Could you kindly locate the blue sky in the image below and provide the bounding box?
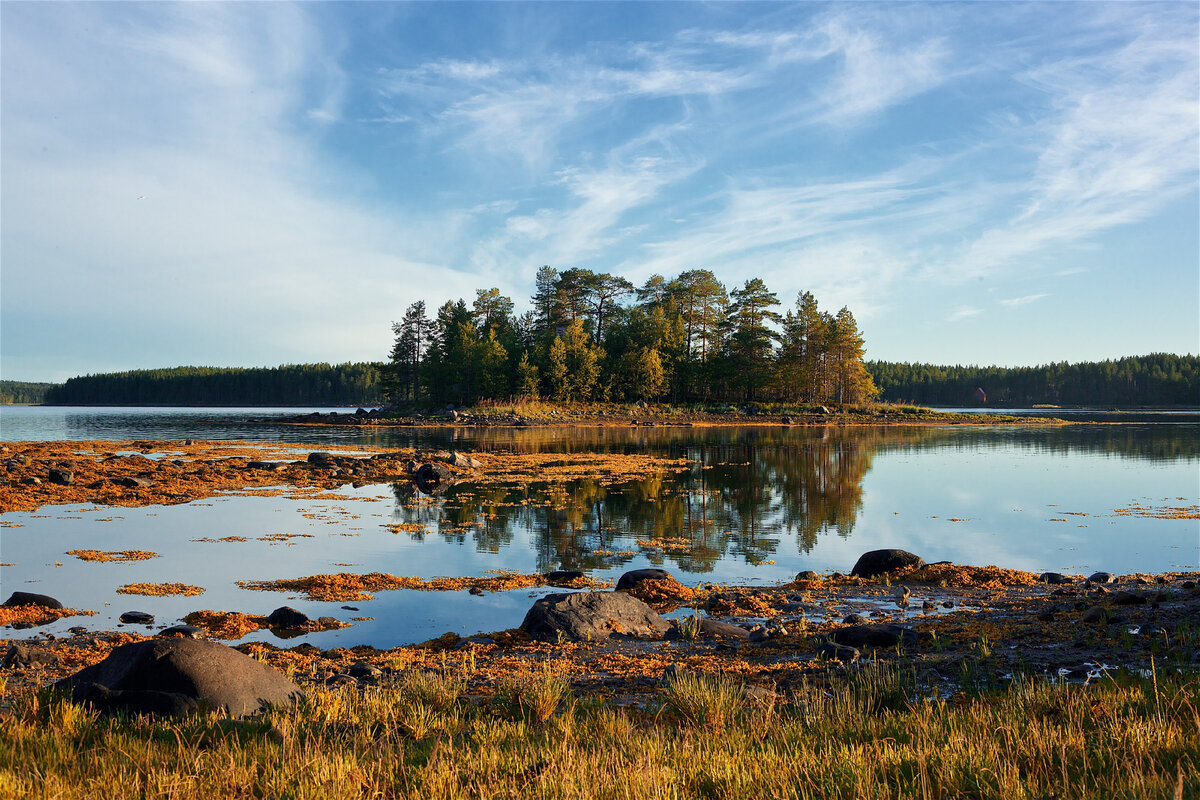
[2,1,1197,382]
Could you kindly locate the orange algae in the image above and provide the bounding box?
[238,571,613,602]
[66,549,158,563]
[0,605,96,627]
[182,609,350,640]
[183,610,269,639]
[116,582,205,597]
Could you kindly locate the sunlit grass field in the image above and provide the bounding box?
[2,664,1195,799]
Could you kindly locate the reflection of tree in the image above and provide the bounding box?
[383,423,1197,574]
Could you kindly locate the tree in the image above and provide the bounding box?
[827,307,878,403]
[472,288,515,335]
[386,301,430,403]
[719,278,781,401]
[548,319,603,401]
[515,351,540,398]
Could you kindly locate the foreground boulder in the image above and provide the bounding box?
[2,592,63,609]
[520,592,670,642]
[54,638,302,718]
[850,549,925,578]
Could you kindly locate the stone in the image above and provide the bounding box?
[159,625,205,639]
[794,571,821,581]
[1110,591,1147,606]
[817,640,861,662]
[3,644,59,668]
[267,606,309,627]
[444,451,483,470]
[520,591,670,643]
[54,638,302,718]
[347,662,382,681]
[119,611,154,624]
[307,452,334,467]
[48,468,74,485]
[829,623,922,649]
[1040,572,1072,585]
[615,568,675,592]
[1088,572,1115,584]
[2,591,63,609]
[457,636,495,649]
[850,549,925,578]
[1081,606,1107,623]
[112,476,152,488]
[544,570,585,585]
[841,613,867,625]
[414,462,453,494]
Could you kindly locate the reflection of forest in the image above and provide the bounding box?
[358,421,1199,462]
[385,423,1197,575]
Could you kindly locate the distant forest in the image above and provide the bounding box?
[867,354,1199,407]
[0,381,57,405]
[42,364,384,407]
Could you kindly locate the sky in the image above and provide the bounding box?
[1,2,1197,383]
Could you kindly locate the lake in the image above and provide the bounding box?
[1,406,1197,648]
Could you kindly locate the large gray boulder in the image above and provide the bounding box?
[850,549,925,578]
[54,638,302,718]
[520,592,671,642]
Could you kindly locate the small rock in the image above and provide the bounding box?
[1182,581,1197,590]
[841,613,867,625]
[830,623,922,649]
[1081,606,1107,623]
[48,468,73,485]
[1110,591,1147,606]
[615,568,675,591]
[941,600,954,609]
[307,452,334,467]
[119,611,154,625]
[1040,572,1072,585]
[111,476,152,488]
[267,607,309,627]
[325,674,358,688]
[68,626,88,635]
[817,640,861,662]
[347,662,382,681]
[3,644,59,668]
[2,591,63,609]
[794,571,821,581]
[159,625,205,639]
[457,636,495,649]
[340,606,359,612]
[850,549,925,578]
[544,570,585,585]
[1088,571,1115,584]
[468,587,484,596]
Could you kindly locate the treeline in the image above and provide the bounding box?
[0,381,58,404]
[384,268,876,406]
[43,364,385,406]
[868,354,1200,407]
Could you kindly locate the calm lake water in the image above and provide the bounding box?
[2,406,1197,647]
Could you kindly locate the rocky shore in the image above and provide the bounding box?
[4,554,1197,716]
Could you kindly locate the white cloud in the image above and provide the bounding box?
[946,307,983,323]
[999,294,1049,308]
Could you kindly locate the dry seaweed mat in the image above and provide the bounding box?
[115,582,205,597]
[66,549,158,563]
[237,571,613,602]
[0,440,695,514]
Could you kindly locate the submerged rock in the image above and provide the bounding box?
[829,623,922,649]
[266,606,309,627]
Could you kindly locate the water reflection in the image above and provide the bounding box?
[386,428,892,574]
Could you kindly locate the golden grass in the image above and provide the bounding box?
[1,666,1194,799]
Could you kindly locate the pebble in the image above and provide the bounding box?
[119,611,154,624]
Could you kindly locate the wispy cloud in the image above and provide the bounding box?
[999,294,1049,308]
[946,306,984,323]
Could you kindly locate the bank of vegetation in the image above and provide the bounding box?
[2,665,1194,799]
[43,364,384,407]
[0,381,57,405]
[869,353,1200,407]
